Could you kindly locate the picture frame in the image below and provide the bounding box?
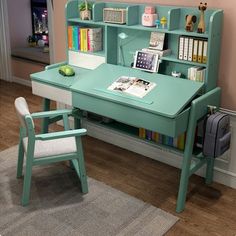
[149,32,166,50]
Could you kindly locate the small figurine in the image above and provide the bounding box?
[27,35,37,47]
[160,17,167,29]
[197,2,207,33]
[155,19,161,28]
[142,6,158,27]
[185,15,197,32]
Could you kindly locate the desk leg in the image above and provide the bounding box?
[176,114,196,213]
[41,98,50,133]
[73,108,82,129]
[205,157,215,184]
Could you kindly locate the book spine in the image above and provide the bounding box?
[73,26,79,50]
[197,40,203,63]
[183,37,189,61]
[88,29,91,51]
[146,130,152,141]
[168,137,173,146]
[78,27,80,51]
[178,36,184,60]
[193,39,198,62]
[152,132,159,142]
[84,29,88,52]
[188,38,194,61]
[139,128,146,139]
[80,29,84,52]
[177,133,185,150]
[68,26,73,50]
[202,40,208,63]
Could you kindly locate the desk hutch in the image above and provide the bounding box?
[31,0,223,212]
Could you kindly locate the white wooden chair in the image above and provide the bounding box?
[15,97,88,206]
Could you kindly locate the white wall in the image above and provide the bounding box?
[7,0,32,48]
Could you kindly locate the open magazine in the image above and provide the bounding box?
[107,76,156,98]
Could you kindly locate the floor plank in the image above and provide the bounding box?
[1,80,236,235]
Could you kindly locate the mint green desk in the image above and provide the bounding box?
[31,63,221,212]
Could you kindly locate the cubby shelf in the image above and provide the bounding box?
[85,117,203,158]
[161,54,207,67]
[67,18,209,38]
[68,49,105,57]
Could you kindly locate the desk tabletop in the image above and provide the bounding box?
[30,66,90,90]
[71,64,204,118]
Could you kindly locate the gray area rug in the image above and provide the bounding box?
[0,146,178,236]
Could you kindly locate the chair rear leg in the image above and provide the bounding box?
[77,157,88,194]
[17,141,24,178]
[21,156,33,206]
[76,139,88,194]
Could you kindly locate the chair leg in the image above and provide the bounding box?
[17,140,24,178]
[21,155,33,206]
[77,157,88,194]
[76,139,88,194]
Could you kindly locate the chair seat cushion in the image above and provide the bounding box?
[23,137,77,158]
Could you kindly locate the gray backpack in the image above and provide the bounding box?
[203,112,231,158]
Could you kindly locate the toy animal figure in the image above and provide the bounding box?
[197,2,207,33]
[185,15,197,32]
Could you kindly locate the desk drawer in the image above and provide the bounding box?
[72,92,190,137]
[32,81,72,106]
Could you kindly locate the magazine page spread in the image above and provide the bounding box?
[107,76,156,98]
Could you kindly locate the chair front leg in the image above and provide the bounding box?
[21,151,34,206]
[17,139,25,178]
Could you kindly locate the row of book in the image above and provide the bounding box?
[188,66,206,82]
[178,36,208,64]
[67,26,103,52]
[139,128,186,151]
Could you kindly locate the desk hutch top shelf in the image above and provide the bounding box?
[66,0,223,93]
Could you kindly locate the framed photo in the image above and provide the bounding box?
[149,32,166,50]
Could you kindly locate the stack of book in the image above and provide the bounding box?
[188,66,206,82]
[139,128,186,151]
[68,26,102,52]
[178,36,208,64]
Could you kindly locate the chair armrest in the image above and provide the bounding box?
[35,128,87,141]
[45,61,67,70]
[31,109,72,119]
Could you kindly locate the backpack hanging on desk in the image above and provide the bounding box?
[203,112,231,158]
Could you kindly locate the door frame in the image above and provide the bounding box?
[47,0,55,64]
[0,0,12,81]
[0,0,55,83]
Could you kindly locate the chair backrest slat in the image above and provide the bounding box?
[14,97,35,134]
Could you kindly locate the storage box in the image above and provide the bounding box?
[103,8,126,24]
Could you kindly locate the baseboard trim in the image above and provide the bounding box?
[82,119,236,189]
[12,76,32,87]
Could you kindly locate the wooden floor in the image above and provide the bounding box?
[1,80,236,235]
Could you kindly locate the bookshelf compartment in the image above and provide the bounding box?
[67,23,105,56]
[106,27,151,67]
[93,2,140,26]
[168,7,217,33]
